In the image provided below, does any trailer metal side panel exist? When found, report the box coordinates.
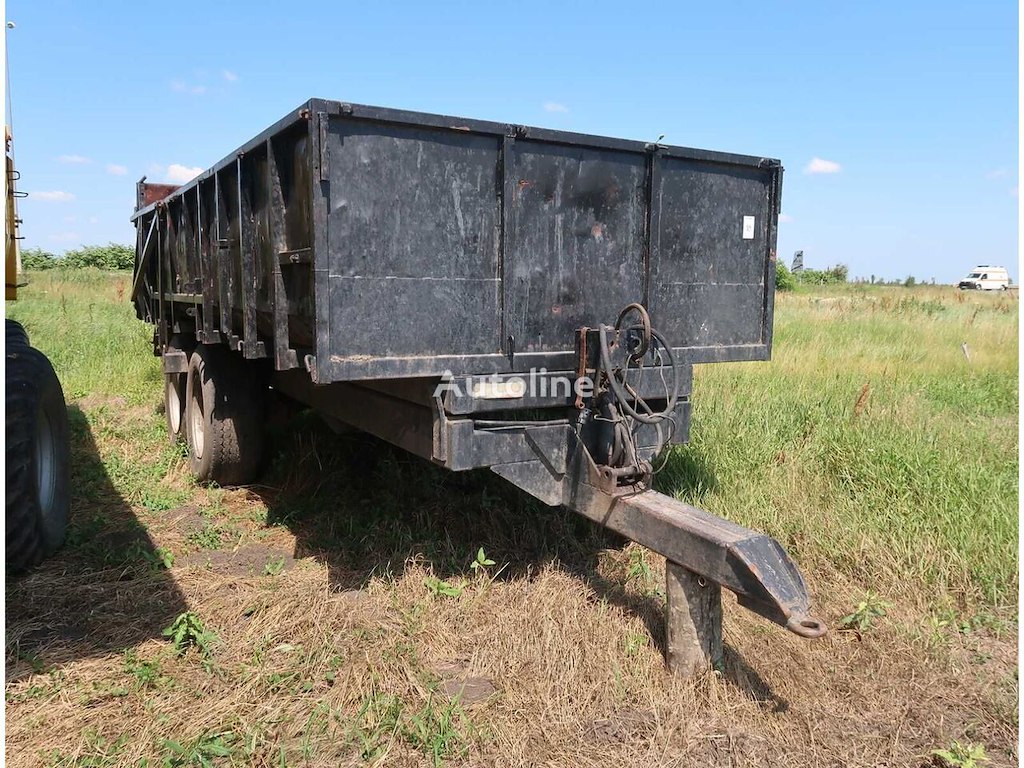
[326,122,502,361]
[651,158,778,348]
[132,99,781,384]
[504,141,647,354]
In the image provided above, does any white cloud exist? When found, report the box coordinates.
[106,163,128,176]
[804,157,842,175]
[171,79,207,95]
[1011,186,1018,198]
[986,168,1009,179]
[165,163,204,183]
[88,216,99,224]
[57,154,91,164]
[30,190,75,202]
[49,231,80,242]
[222,69,238,82]
[778,213,794,223]
[543,102,569,113]
[63,215,78,223]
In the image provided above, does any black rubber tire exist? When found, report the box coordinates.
[6,319,29,349]
[184,344,266,486]
[6,343,71,572]
[164,334,194,445]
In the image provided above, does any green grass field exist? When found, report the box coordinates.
[668,286,1018,611]
[5,270,1018,767]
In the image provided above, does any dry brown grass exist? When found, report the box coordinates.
[5,397,1017,768]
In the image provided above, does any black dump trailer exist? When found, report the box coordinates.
[131,99,824,674]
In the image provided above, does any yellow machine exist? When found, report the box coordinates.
[6,125,19,300]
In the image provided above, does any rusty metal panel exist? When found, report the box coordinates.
[138,182,179,208]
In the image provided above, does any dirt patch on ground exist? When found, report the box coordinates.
[169,506,206,536]
[434,658,498,706]
[586,708,657,745]
[178,544,298,576]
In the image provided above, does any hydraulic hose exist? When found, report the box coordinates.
[597,322,681,425]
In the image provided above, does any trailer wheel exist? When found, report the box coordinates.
[164,335,193,444]
[6,343,71,572]
[185,344,266,486]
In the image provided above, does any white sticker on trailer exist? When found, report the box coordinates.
[742,216,755,239]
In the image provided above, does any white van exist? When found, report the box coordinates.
[958,266,1010,291]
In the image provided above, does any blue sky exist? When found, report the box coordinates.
[6,0,1018,283]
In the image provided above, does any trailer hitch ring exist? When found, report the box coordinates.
[786,615,828,639]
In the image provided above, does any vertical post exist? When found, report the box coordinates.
[665,561,723,676]
[236,155,265,359]
[266,137,298,370]
[214,170,242,350]
[309,108,331,383]
[156,211,165,348]
[197,184,219,344]
[643,148,661,310]
[499,133,514,350]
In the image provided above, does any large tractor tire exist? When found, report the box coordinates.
[6,319,29,349]
[185,343,266,486]
[6,328,71,572]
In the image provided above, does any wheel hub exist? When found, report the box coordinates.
[190,371,205,459]
[167,374,183,435]
[34,406,56,515]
